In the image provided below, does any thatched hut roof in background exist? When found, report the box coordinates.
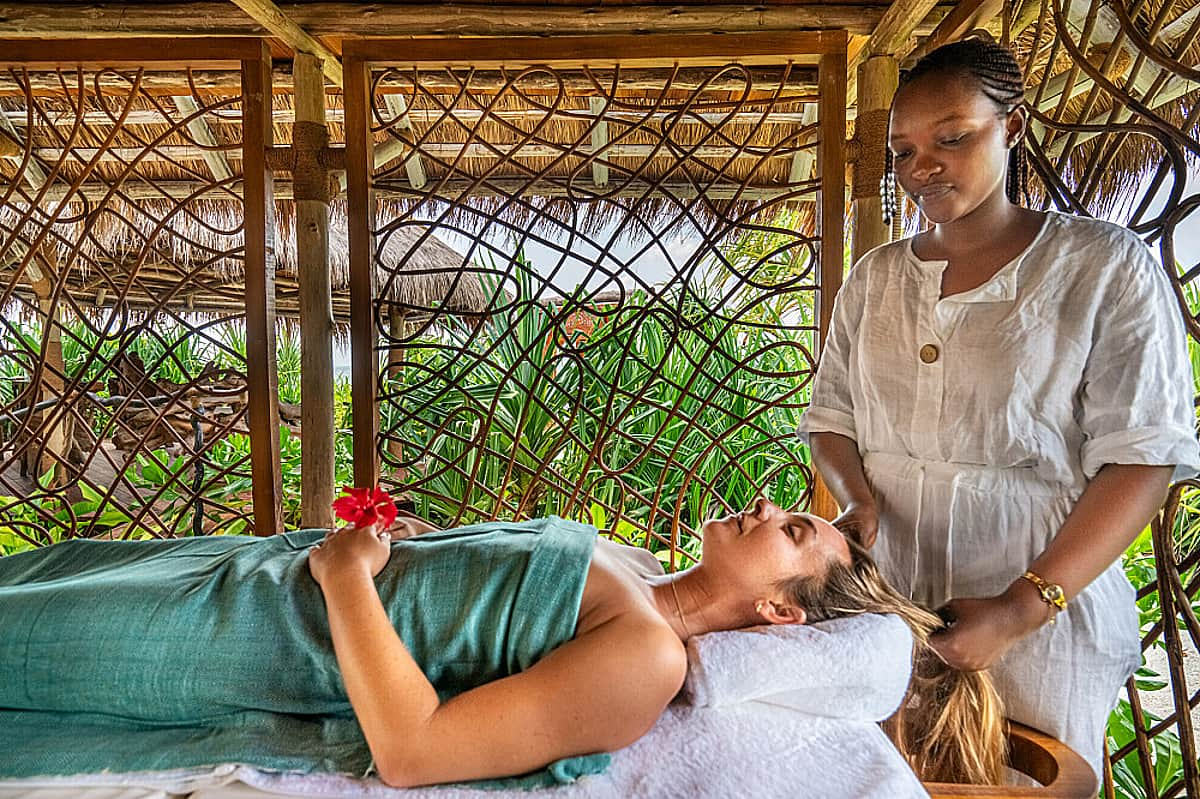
[0,195,487,322]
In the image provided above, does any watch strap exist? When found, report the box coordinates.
[1020,570,1067,612]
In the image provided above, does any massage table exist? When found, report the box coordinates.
[0,711,1096,799]
[0,700,927,798]
[0,609,1094,799]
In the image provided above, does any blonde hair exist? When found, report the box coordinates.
[781,539,1006,785]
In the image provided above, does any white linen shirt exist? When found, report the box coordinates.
[796,211,1200,776]
[799,210,1200,492]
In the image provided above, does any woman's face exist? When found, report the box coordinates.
[702,497,850,587]
[888,72,1024,225]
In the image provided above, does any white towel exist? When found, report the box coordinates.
[684,612,913,721]
[217,702,928,799]
[0,702,929,799]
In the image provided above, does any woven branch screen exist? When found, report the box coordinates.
[1002,0,1200,794]
[354,53,831,570]
[0,46,280,542]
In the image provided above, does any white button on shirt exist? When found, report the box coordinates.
[797,211,1200,778]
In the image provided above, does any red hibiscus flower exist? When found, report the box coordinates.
[332,486,398,530]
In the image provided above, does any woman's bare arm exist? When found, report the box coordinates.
[312,528,686,788]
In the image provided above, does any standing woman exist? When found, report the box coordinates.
[799,37,1200,783]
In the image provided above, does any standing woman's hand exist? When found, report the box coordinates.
[308,524,392,587]
[831,501,880,547]
[929,582,1054,671]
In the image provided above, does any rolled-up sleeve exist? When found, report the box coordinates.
[1078,239,1200,482]
[797,264,865,446]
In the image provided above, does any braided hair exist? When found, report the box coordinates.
[882,38,1031,226]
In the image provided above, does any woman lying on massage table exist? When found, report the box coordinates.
[0,499,1004,789]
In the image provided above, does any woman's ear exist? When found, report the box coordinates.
[1005,105,1029,148]
[756,599,808,626]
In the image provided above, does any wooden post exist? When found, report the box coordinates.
[22,250,70,486]
[293,51,336,529]
[811,46,848,522]
[345,55,380,490]
[241,42,284,535]
[851,56,898,262]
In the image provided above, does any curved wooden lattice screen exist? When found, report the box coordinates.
[344,34,846,568]
[1001,0,1200,794]
[0,41,282,546]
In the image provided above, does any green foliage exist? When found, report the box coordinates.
[386,233,817,564]
[1107,700,1192,799]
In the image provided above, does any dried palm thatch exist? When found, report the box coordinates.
[0,194,486,323]
[1008,0,1200,219]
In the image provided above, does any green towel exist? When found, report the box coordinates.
[0,516,611,788]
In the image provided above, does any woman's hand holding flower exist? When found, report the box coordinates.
[308,486,399,586]
[308,523,393,586]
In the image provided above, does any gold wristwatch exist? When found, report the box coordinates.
[1020,570,1067,621]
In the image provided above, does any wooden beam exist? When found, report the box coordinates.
[24,141,812,165]
[226,0,343,85]
[344,55,379,490]
[907,0,1005,63]
[589,96,609,188]
[0,3,938,39]
[846,0,939,106]
[856,0,941,70]
[0,37,262,66]
[4,106,820,128]
[170,95,234,182]
[240,42,284,536]
[0,107,46,188]
[0,66,820,96]
[343,31,850,67]
[4,178,817,204]
[816,49,846,351]
[382,94,426,190]
[811,46,847,524]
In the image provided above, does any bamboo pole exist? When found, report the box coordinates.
[851,56,898,263]
[170,95,234,182]
[293,51,335,530]
[0,108,46,188]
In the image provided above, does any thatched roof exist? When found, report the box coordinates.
[0,0,1197,318]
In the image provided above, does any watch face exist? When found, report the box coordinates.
[1046,585,1065,605]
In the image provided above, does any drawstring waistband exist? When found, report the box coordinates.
[862,451,1076,603]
